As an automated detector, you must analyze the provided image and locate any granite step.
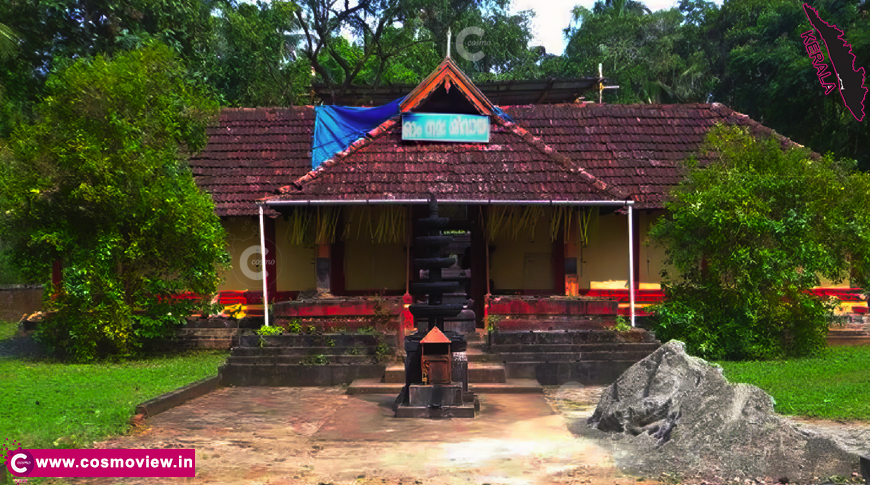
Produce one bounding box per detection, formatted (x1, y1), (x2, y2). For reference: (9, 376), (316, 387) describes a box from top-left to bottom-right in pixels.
(231, 346), (377, 357)
(826, 335), (870, 346)
(346, 378), (542, 395)
(226, 355), (376, 365)
(383, 362), (506, 384)
(489, 342), (661, 353)
(177, 338), (236, 349)
(177, 328), (240, 337)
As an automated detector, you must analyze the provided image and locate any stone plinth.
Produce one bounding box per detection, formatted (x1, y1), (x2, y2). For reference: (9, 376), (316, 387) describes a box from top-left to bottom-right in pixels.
(409, 384), (463, 407)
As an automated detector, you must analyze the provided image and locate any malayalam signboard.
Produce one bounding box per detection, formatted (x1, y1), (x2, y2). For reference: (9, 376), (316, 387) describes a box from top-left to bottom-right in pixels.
(401, 113), (490, 143)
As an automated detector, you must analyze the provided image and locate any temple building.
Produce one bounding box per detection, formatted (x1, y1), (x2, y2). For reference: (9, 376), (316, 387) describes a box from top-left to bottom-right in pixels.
(189, 58), (864, 328)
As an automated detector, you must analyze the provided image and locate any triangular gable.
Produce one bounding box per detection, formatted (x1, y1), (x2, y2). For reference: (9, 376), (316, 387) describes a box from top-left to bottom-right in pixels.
(264, 58), (628, 202)
(399, 57), (495, 115)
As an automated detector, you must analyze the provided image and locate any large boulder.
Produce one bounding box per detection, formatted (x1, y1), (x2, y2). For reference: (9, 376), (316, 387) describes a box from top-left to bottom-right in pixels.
(583, 340), (859, 482)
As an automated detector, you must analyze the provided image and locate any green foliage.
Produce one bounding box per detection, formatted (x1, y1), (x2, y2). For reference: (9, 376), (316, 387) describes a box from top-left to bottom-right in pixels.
(300, 354), (329, 365)
(709, 0), (870, 170)
(256, 325), (284, 336)
(718, 346), (870, 420)
(373, 339), (392, 363)
(0, 44), (228, 361)
(649, 125), (870, 360)
(0, 319), (17, 340)
(0, 348), (228, 448)
(565, 4), (716, 103)
(208, 1), (313, 106)
(613, 316), (632, 332)
(484, 314), (503, 334)
(286, 318), (303, 334)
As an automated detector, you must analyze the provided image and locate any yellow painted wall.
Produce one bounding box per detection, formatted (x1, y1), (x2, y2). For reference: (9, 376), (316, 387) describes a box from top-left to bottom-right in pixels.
(490, 215), (553, 291)
(576, 211), (673, 290)
(218, 217), (316, 292)
(344, 239), (406, 291)
(275, 217), (316, 291)
(639, 211), (669, 290)
(581, 212), (629, 289)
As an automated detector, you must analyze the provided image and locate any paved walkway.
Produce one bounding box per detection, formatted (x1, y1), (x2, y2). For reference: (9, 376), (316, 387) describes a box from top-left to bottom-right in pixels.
(88, 386), (631, 485)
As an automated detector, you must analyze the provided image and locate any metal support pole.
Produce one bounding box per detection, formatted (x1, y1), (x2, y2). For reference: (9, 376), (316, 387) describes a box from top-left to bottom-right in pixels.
(628, 204), (635, 328)
(259, 205), (270, 327)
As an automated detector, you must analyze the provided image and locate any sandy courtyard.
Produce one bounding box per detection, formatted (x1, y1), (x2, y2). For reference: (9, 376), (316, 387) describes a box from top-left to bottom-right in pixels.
(77, 385), (637, 485)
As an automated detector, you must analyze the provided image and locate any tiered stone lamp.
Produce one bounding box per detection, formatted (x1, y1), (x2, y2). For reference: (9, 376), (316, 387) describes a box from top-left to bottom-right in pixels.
(393, 196), (476, 418)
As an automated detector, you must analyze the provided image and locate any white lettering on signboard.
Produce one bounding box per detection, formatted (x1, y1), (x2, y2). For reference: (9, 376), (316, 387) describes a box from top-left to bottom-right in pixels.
(403, 114), (488, 141)
(424, 119), (447, 138)
(403, 120), (422, 138)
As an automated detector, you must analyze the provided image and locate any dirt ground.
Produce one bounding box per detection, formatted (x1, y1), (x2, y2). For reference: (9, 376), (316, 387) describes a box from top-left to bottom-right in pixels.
(80, 385), (637, 485)
(67, 384), (869, 485)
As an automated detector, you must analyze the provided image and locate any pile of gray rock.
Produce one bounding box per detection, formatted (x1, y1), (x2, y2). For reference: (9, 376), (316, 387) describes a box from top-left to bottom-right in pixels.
(581, 340), (863, 483)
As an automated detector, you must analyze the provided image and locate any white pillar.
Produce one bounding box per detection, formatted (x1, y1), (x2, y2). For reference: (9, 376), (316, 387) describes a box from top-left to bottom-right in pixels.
(259, 205), (270, 327)
(628, 203), (635, 327)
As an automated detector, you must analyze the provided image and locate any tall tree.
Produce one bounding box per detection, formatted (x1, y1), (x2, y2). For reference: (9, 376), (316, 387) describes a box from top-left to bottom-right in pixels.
(0, 44), (228, 361)
(0, 0), (222, 135)
(207, 0), (312, 106)
(704, 0), (870, 170)
(565, 3), (716, 103)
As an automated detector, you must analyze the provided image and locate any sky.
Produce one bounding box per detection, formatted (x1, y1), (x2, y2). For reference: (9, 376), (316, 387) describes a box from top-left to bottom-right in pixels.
(508, 0), (722, 56)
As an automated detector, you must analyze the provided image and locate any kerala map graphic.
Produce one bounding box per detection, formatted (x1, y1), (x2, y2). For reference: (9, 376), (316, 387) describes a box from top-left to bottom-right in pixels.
(803, 3), (867, 122)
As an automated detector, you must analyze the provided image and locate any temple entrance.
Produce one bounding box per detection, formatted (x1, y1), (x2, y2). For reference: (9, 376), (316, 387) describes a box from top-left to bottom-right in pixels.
(411, 204), (486, 329)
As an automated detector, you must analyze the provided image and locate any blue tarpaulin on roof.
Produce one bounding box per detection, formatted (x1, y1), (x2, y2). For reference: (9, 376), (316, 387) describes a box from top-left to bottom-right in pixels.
(493, 106), (514, 123)
(312, 97), (404, 170)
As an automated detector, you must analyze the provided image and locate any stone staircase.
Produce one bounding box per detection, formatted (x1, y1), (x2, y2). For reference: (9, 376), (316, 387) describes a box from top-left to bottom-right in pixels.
(347, 328), (662, 393)
(347, 335), (544, 394)
(176, 327), (240, 349)
(826, 322), (870, 346)
(219, 334), (396, 386)
(490, 329), (661, 385)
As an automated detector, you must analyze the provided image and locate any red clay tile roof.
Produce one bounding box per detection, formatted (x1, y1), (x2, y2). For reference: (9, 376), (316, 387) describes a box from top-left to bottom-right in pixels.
(499, 102), (805, 208)
(191, 102), (804, 215)
(267, 115), (627, 202)
(189, 107), (314, 216)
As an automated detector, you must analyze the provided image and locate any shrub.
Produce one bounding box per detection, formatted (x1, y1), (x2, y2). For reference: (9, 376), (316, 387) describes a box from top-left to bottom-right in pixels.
(0, 44), (227, 361)
(649, 125), (870, 360)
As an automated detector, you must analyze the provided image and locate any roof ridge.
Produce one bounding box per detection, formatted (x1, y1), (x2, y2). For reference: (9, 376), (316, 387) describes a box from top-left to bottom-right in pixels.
(491, 116), (630, 201)
(709, 103), (815, 155)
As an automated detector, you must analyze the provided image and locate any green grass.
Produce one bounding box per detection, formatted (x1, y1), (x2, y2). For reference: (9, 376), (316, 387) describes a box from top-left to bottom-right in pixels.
(718, 345), (870, 420)
(0, 320), (229, 448)
(0, 318), (16, 340)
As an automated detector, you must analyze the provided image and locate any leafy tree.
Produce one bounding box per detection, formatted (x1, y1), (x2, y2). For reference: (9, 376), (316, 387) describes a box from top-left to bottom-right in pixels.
(0, 22), (15, 60)
(649, 124), (870, 360)
(0, 44), (229, 361)
(705, 0), (870, 170)
(0, 0), (223, 135)
(295, 0), (540, 101)
(208, 0), (313, 106)
(565, 3), (717, 103)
